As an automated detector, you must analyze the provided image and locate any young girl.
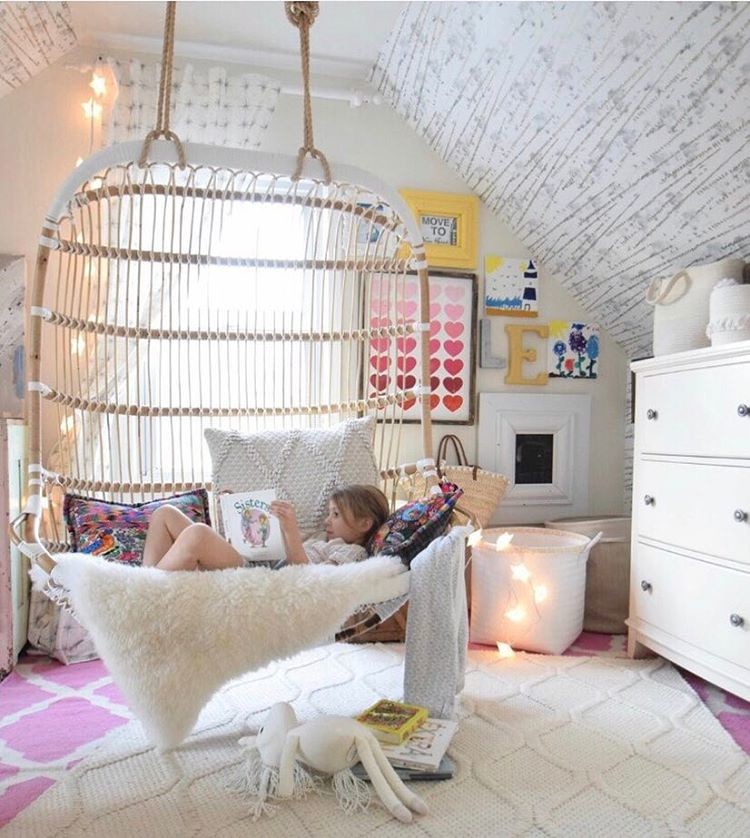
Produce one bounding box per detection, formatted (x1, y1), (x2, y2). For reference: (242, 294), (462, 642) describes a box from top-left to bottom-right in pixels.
(142, 484), (389, 571)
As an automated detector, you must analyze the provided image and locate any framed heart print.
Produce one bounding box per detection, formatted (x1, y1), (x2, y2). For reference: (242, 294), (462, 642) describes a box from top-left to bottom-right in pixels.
(367, 271), (477, 425)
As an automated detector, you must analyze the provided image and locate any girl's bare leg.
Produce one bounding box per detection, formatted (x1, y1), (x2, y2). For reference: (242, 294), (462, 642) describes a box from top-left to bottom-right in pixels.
(142, 505), (194, 567)
(156, 523), (243, 571)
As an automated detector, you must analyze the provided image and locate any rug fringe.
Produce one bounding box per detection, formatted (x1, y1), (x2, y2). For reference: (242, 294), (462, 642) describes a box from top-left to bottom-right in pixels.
(331, 767), (372, 815)
(229, 748), (319, 820)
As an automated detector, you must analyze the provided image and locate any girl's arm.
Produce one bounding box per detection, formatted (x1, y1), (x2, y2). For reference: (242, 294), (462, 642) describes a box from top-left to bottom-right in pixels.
(270, 501), (309, 564)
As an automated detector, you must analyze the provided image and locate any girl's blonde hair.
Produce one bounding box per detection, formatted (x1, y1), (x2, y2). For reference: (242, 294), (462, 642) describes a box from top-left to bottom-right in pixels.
(330, 484), (390, 545)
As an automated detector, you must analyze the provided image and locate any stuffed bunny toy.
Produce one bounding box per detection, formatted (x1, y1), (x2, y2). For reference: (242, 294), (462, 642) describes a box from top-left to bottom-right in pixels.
(234, 701), (428, 823)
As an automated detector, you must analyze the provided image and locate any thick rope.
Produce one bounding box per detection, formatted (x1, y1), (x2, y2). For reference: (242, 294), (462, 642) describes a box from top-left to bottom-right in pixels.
(139, 1), (187, 168)
(285, 1), (331, 182)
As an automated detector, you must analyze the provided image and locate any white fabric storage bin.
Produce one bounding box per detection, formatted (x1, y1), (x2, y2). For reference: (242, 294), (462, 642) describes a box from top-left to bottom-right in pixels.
(706, 279), (750, 347)
(470, 527), (601, 654)
(646, 258), (745, 356)
(545, 516), (631, 634)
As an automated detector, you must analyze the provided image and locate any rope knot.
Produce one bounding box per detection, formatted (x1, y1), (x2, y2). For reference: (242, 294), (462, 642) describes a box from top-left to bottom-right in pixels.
(285, 1), (319, 29)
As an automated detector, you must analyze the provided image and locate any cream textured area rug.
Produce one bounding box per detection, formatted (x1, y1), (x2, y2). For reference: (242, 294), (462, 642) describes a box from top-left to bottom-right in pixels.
(8, 644), (750, 837)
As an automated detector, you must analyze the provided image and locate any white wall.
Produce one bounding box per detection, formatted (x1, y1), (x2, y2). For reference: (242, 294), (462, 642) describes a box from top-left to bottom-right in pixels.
(0, 46), (628, 518)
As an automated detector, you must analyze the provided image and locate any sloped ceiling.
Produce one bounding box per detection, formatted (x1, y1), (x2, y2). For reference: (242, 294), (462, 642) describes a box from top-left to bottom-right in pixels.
(0, 1), (76, 99)
(372, 2), (750, 357)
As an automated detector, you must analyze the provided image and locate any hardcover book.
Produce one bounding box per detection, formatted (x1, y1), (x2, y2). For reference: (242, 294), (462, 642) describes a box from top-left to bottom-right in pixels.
(218, 489), (284, 562)
(379, 717), (458, 771)
(353, 755), (455, 782)
(356, 699), (429, 745)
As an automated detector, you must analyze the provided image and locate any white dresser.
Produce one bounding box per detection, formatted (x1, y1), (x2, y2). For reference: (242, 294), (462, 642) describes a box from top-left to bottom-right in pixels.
(628, 341), (750, 701)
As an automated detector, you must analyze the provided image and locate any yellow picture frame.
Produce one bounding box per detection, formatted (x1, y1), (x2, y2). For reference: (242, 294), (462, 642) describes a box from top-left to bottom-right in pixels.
(400, 189), (479, 270)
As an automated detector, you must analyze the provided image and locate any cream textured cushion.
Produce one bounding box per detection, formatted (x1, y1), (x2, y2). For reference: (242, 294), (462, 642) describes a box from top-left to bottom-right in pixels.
(205, 417), (380, 538)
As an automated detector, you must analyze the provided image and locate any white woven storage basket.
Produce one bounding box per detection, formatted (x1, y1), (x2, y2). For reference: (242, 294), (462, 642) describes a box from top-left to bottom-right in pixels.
(646, 259), (745, 356)
(470, 527), (601, 654)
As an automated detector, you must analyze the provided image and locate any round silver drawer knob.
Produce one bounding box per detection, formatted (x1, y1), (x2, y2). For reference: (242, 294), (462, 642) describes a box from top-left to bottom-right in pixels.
(738, 404), (749, 417)
(730, 614), (745, 628)
(644, 494), (655, 506)
(646, 409), (658, 420)
(641, 580), (652, 592)
(734, 509), (748, 522)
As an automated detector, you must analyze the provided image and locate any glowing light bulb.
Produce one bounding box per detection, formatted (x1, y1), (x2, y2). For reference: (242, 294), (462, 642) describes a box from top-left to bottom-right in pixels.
(495, 532), (514, 551)
(467, 529), (483, 548)
(534, 585), (548, 603)
(505, 606), (525, 623)
(510, 563), (531, 582)
(90, 73), (107, 97)
(82, 98), (103, 119)
(496, 641), (515, 659)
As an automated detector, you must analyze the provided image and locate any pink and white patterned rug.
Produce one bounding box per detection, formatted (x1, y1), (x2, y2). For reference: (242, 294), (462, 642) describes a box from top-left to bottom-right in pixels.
(1, 633), (749, 830)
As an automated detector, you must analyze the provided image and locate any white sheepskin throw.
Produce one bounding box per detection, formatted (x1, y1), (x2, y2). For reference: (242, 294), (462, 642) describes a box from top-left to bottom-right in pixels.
(49, 554), (408, 750)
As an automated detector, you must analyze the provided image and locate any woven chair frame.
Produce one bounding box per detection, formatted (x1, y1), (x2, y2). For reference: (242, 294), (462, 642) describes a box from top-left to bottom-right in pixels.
(12, 141), (435, 636)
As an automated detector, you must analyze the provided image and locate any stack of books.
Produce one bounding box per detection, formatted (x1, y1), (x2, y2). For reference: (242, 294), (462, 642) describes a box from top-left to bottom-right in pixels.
(355, 699), (458, 781)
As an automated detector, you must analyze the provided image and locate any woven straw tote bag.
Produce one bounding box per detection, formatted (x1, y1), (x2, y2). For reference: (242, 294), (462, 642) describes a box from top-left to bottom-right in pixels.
(413, 434), (509, 529)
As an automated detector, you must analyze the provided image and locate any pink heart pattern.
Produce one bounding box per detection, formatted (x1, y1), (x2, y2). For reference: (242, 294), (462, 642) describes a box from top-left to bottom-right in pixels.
(367, 276), (471, 420)
(396, 336), (417, 354)
(396, 300), (418, 319)
(444, 340), (464, 358)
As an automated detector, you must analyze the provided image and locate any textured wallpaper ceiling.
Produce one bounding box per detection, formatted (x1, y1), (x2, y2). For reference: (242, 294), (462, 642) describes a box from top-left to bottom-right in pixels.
(0, 2), (76, 99)
(372, 1), (750, 357)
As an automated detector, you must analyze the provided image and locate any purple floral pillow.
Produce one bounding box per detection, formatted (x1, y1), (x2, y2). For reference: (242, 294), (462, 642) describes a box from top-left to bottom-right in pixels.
(63, 490), (211, 566)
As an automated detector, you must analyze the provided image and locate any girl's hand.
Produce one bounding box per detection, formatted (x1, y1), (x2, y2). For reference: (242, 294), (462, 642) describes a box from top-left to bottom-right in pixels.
(270, 500), (298, 531)
(270, 500), (308, 564)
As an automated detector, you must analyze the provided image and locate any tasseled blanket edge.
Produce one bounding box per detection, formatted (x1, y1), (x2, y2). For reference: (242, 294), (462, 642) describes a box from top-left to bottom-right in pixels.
(228, 750), (318, 820)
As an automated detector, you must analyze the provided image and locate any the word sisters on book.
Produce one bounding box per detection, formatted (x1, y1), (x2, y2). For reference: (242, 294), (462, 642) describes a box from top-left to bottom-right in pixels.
(219, 489), (284, 563)
(380, 718), (458, 772)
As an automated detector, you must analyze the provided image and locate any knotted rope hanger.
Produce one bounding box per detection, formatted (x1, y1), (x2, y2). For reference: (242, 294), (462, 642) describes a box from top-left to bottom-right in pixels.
(139, 0), (187, 168)
(285, 1), (332, 183)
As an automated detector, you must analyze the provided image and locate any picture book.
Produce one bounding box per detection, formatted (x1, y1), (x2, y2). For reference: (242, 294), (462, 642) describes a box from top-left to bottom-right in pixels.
(219, 489), (284, 562)
(352, 755), (455, 782)
(379, 717), (458, 771)
(356, 699), (428, 745)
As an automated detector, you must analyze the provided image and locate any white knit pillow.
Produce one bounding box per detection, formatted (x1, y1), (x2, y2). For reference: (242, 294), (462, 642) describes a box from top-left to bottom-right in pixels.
(205, 417), (380, 538)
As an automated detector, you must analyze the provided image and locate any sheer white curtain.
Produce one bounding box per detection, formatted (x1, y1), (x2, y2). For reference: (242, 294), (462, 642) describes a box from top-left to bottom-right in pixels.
(103, 58), (281, 149)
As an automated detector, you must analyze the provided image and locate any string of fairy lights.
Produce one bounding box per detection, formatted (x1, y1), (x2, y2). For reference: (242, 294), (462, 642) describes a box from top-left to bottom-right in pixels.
(74, 58), (117, 167)
(468, 529), (550, 659)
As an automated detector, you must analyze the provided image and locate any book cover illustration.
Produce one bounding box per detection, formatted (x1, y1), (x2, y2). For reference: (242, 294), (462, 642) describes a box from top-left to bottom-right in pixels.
(356, 699), (429, 745)
(379, 718), (458, 771)
(219, 489), (284, 561)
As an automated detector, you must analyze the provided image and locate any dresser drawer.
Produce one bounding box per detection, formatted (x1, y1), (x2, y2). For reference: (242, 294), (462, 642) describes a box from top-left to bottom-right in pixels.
(638, 362), (750, 457)
(633, 543), (750, 666)
(636, 460), (750, 565)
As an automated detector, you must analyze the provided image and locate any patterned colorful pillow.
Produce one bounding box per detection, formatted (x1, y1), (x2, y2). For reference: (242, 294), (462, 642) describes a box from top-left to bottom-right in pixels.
(63, 490), (211, 566)
(367, 482), (463, 566)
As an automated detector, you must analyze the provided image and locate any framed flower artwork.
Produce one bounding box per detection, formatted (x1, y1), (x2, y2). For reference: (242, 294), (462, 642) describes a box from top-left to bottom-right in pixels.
(400, 190), (479, 270)
(548, 322), (600, 379)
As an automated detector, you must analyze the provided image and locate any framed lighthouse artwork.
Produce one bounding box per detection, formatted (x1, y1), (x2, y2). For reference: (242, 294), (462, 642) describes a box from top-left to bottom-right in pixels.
(484, 256), (539, 317)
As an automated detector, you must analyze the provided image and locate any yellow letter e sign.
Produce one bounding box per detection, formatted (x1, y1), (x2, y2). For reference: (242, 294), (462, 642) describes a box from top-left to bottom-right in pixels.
(505, 324), (550, 385)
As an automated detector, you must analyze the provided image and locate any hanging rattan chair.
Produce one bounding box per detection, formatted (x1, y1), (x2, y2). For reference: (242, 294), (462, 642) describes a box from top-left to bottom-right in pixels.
(9, 1), (467, 748)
